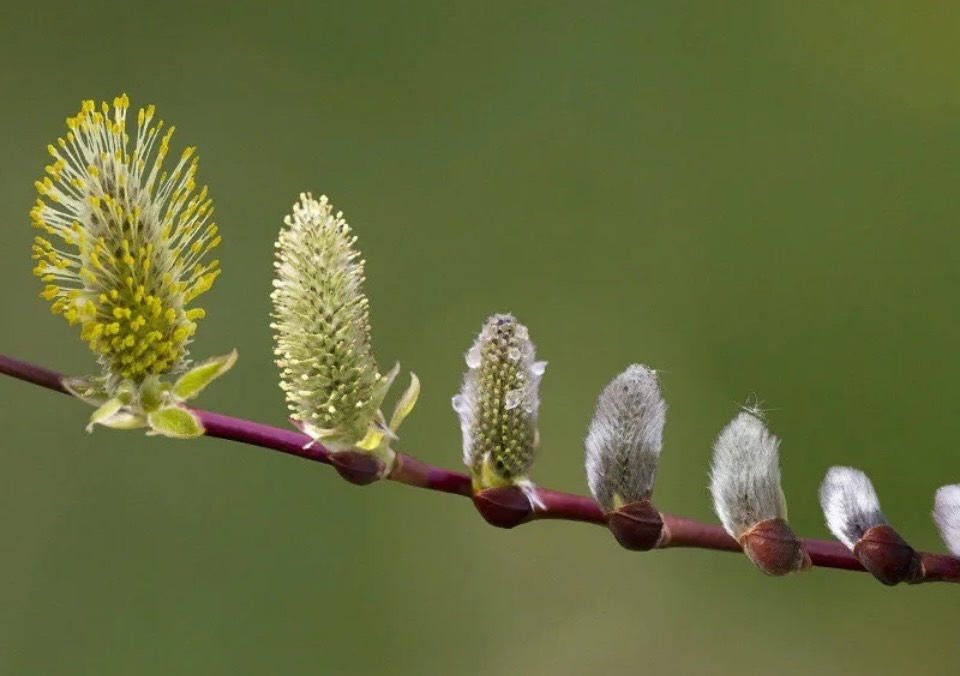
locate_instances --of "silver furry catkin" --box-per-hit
[709,409,787,540]
[934,485,960,557]
[585,364,666,512]
[819,466,887,549]
[819,466,919,585]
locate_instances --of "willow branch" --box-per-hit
[2,353,958,584]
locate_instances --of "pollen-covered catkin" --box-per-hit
[31,94,219,390]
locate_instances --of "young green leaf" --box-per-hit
[172,350,239,401]
[87,398,147,432]
[147,406,205,439]
[62,375,109,407]
[389,373,421,432]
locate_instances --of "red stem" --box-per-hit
[2,353,956,583]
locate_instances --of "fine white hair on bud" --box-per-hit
[452,314,547,493]
[584,364,666,512]
[709,409,787,540]
[819,466,887,550]
[933,485,960,557]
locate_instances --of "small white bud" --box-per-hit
[709,409,787,540]
[933,485,960,557]
[819,466,887,549]
[584,364,666,512]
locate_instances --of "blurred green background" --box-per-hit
[2,2,959,674]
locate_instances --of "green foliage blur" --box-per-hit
[2,3,959,674]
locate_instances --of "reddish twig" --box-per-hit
[2,353,957,584]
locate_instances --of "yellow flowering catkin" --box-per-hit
[31,94,220,389]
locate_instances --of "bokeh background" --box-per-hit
[2,2,959,674]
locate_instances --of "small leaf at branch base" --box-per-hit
[389,372,420,432]
[87,398,147,432]
[63,375,109,407]
[147,406,205,439]
[172,350,238,401]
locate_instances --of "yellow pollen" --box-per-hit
[32,94,220,385]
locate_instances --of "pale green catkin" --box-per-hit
[271,193,391,452]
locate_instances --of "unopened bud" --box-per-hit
[710,409,808,575]
[819,466,887,548]
[819,466,919,585]
[585,365,666,512]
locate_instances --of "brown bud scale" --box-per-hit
[330,450,386,486]
[606,499,664,551]
[853,524,922,586]
[472,486,533,529]
[739,517,811,576]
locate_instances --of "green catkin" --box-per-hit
[453,314,547,492]
[271,193,389,452]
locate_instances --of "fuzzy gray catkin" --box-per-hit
[709,410,788,539]
[585,365,666,511]
[819,466,888,549]
[934,485,960,557]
